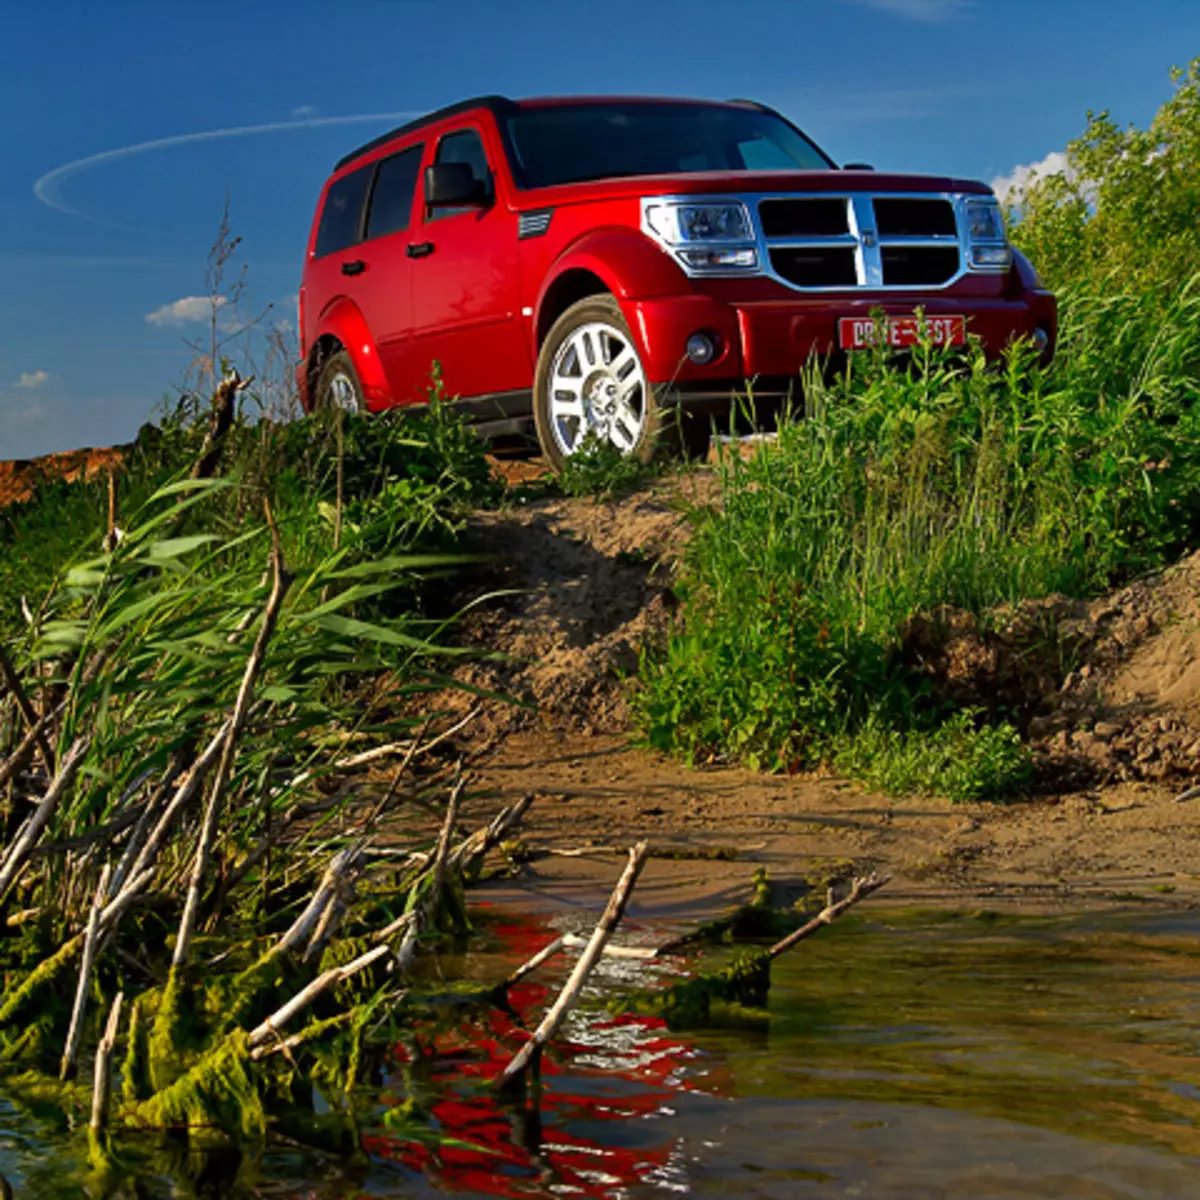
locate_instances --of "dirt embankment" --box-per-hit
[0,446,125,508]
[9,450,1200,915]
[436,481,1200,914]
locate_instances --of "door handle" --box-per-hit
[407,241,435,259]
[341,260,366,276]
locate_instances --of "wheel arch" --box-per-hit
[534,228,689,351]
[305,298,390,411]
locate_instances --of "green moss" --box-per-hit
[147,969,186,1093]
[0,936,81,1028]
[121,995,150,1107]
[131,1031,265,1144]
[620,949,773,1030]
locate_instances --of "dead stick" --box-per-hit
[89,991,124,1136]
[450,792,534,876]
[560,932,658,960]
[0,736,90,900]
[248,1010,352,1062]
[501,935,566,989]
[1174,784,1200,803]
[498,842,649,1087]
[766,874,891,960]
[111,722,230,905]
[0,645,55,776]
[61,863,113,1079]
[172,512,291,970]
[248,942,390,1048]
[394,770,464,974]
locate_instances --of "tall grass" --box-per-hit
[637,284,1200,785]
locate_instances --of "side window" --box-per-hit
[430,128,492,216]
[314,165,372,258]
[364,144,423,241]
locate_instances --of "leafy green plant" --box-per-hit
[555,432,658,500]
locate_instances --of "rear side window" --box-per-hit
[314,165,372,257]
[364,144,424,240]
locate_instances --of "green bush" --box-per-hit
[1007,59,1200,305]
[0,378,500,633]
[637,298,1200,790]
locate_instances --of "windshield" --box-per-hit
[502,102,834,189]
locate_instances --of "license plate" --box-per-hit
[838,315,966,350]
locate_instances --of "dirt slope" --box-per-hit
[443,474,715,734]
[0,447,124,508]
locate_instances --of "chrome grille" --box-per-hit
[759,198,850,238]
[770,247,857,288]
[754,192,966,292]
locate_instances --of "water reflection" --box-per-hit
[4,908,1200,1198]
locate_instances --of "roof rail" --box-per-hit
[334,95,515,171]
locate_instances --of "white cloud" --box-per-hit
[291,104,317,119]
[991,150,1072,202]
[16,370,49,390]
[145,296,225,328]
[845,0,972,21]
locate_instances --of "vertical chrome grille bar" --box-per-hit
[849,195,883,288]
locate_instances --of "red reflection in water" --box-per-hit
[362,921,731,1197]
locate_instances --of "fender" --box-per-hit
[313,296,391,410]
[534,227,691,334]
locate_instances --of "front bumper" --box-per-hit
[625,286,1058,389]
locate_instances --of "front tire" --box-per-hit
[314,350,364,414]
[533,295,662,470]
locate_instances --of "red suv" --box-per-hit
[299,95,1056,467]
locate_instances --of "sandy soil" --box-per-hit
[426,480,1200,919]
[8,446,1200,919]
[462,731,1200,922]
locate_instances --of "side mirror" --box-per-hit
[424,162,488,208]
[842,162,875,171]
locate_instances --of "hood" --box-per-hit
[516,169,993,209]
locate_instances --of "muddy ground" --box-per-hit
[435,473,1200,917]
[8,445,1200,919]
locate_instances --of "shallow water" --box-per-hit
[4,906,1200,1198]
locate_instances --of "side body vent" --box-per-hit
[518,209,554,239]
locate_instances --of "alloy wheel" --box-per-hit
[547,320,648,456]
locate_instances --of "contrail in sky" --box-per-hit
[33,112,420,223]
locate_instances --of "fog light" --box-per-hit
[686,332,717,365]
[970,244,1013,269]
[678,247,758,270]
[1031,327,1050,354]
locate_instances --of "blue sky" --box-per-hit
[0,0,1196,459]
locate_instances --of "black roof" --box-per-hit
[334,95,515,171]
[331,94,786,174]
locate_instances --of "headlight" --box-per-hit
[965,198,1006,243]
[644,201,752,244]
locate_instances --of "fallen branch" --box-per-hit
[1174,783,1200,803]
[89,991,124,1136]
[271,841,366,962]
[501,934,566,989]
[248,942,391,1049]
[0,736,90,900]
[0,644,54,777]
[61,864,112,1080]
[172,511,291,970]
[561,932,658,960]
[498,842,649,1088]
[394,769,464,974]
[766,873,891,960]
